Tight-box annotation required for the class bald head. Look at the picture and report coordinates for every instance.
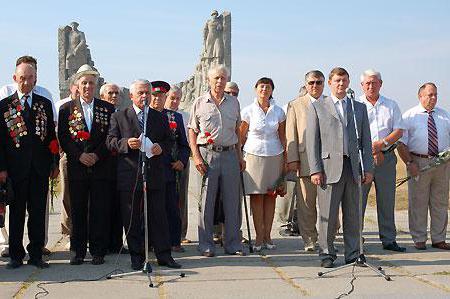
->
[13,63,36,94]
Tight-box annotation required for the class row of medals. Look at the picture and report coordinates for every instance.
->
[69,108,84,138]
[95,106,109,132]
[5,105,27,148]
[34,103,47,142]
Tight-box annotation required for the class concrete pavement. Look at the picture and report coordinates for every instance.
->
[1,162,449,298]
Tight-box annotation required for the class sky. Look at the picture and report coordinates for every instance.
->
[1,0,449,111]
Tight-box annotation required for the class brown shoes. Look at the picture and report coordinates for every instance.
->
[414,242,427,250]
[432,241,450,250]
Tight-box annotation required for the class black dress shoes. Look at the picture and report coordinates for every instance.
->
[158,257,181,269]
[27,259,49,269]
[321,258,334,268]
[6,259,23,269]
[383,241,406,252]
[70,256,84,265]
[91,256,105,265]
[225,250,246,256]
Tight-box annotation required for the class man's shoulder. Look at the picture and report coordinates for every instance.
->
[95,98,115,112]
[402,105,420,118]
[33,93,53,106]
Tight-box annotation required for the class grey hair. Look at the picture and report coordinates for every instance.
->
[225,81,239,90]
[168,85,182,94]
[360,69,382,83]
[99,83,119,96]
[129,79,151,94]
[207,65,230,80]
[304,70,325,82]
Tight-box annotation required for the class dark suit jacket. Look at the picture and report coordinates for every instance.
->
[162,109,190,183]
[58,98,115,180]
[106,106,171,191]
[0,92,57,181]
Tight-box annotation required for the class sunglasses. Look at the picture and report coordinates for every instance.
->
[307,80,323,86]
[225,91,239,96]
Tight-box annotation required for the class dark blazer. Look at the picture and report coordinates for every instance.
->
[0,92,56,181]
[162,109,190,182]
[58,98,114,180]
[106,106,171,191]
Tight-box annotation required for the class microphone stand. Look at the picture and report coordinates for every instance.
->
[318,89,391,281]
[107,84,184,287]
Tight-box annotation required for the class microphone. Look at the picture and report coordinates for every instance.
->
[346,88,355,100]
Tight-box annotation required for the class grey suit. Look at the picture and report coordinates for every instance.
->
[306,96,373,262]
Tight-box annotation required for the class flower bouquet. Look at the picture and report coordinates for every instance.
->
[396,148,450,187]
[48,139,60,213]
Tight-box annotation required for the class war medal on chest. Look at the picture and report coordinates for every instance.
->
[4,98,28,148]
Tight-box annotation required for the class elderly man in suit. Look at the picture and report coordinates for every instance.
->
[106,79,181,270]
[307,67,373,268]
[0,63,58,269]
[286,70,326,251]
[58,65,115,266]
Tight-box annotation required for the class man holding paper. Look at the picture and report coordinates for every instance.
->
[106,79,180,270]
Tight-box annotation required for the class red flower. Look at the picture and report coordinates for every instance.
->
[68,115,74,121]
[204,131,211,137]
[48,139,59,154]
[10,131,16,138]
[77,131,90,140]
[169,121,177,129]
[16,105,22,112]
[207,138,214,144]
[267,189,277,196]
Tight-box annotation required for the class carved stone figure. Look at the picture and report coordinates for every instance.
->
[178,10,231,111]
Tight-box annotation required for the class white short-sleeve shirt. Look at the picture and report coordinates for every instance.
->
[359,95,404,142]
[241,98,286,156]
[401,103,450,155]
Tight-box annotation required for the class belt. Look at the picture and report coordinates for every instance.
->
[411,152,436,159]
[199,144,234,152]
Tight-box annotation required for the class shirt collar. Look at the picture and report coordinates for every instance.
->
[206,91,226,104]
[308,94,322,103]
[331,94,346,104]
[418,103,435,114]
[133,103,148,115]
[17,90,32,101]
[80,97,94,108]
[360,94,384,107]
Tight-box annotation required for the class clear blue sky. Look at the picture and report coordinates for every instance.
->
[1,0,449,111]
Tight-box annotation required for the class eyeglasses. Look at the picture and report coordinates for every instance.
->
[307,80,323,86]
[225,91,239,97]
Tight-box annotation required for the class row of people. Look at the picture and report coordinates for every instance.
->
[0,57,448,272]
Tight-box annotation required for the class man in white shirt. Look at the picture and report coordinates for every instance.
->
[398,82,450,251]
[0,56,55,258]
[359,69,406,252]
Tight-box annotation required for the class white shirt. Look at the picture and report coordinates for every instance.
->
[80,97,94,131]
[241,98,286,156]
[359,95,404,142]
[401,103,450,155]
[331,94,349,155]
[0,83,57,121]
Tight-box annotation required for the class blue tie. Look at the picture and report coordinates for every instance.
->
[138,111,144,131]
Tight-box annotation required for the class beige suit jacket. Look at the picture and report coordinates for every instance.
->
[286,95,328,177]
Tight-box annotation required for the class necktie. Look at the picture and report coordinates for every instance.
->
[22,95,31,119]
[427,111,439,156]
[138,111,144,131]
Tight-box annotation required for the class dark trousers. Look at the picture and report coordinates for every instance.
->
[69,178,111,258]
[120,187,172,262]
[165,181,181,247]
[9,168,48,261]
[108,181,123,251]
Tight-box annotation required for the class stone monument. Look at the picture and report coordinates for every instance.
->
[58,22,104,99]
[177,10,231,111]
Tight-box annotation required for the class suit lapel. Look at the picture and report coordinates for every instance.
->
[324,97,341,121]
[127,106,142,136]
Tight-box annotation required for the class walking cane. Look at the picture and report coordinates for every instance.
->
[240,172,253,253]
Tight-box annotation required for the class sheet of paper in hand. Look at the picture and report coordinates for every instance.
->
[139,133,154,159]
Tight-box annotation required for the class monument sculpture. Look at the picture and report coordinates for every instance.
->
[58,22,104,99]
[178,10,231,111]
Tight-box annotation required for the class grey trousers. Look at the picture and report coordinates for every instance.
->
[198,147,242,254]
[362,152,397,245]
[179,162,190,239]
[318,158,359,262]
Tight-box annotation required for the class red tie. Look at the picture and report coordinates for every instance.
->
[427,111,439,156]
